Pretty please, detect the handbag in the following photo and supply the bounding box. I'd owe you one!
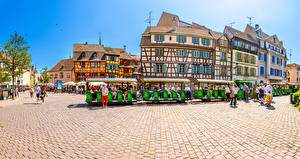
[230,93,234,98]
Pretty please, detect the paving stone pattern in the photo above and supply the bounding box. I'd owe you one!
[0,93,299,158]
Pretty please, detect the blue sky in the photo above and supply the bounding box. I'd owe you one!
[0,0,299,72]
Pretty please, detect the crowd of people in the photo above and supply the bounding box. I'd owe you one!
[29,85,47,104]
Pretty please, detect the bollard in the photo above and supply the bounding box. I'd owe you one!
[290,93,294,104]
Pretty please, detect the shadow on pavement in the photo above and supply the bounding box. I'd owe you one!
[266,106,276,110]
[230,105,238,109]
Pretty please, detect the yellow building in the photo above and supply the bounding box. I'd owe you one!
[287,63,300,84]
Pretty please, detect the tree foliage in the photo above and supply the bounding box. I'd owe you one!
[40,67,51,84]
[0,32,31,98]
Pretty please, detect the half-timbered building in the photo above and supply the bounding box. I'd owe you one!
[212,31,232,80]
[73,43,139,82]
[140,12,214,81]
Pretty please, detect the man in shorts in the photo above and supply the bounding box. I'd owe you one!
[265,82,273,107]
[258,82,265,105]
[36,85,41,103]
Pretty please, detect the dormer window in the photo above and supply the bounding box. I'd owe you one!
[79,52,86,60]
[92,52,97,59]
[154,34,165,42]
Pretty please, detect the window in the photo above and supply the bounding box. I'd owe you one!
[78,73,85,77]
[97,62,100,68]
[204,65,211,74]
[203,52,211,59]
[92,73,98,77]
[92,53,97,59]
[260,66,264,75]
[55,74,58,79]
[59,72,63,79]
[67,74,70,78]
[176,49,188,56]
[237,53,242,62]
[156,48,163,56]
[79,52,86,59]
[244,67,249,76]
[237,66,242,75]
[91,62,95,68]
[157,64,163,73]
[272,56,275,63]
[244,55,248,63]
[192,50,200,57]
[221,53,226,60]
[107,64,110,70]
[108,74,115,78]
[270,68,274,75]
[258,52,262,60]
[80,62,85,68]
[251,56,254,64]
[251,68,255,76]
[284,61,287,67]
[177,64,185,73]
[176,35,186,43]
[264,53,267,62]
[202,38,210,45]
[277,57,279,64]
[192,37,199,44]
[280,59,282,66]
[154,34,165,42]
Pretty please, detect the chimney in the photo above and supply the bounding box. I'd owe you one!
[123,45,126,52]
[85,42,88,45]
[172,16,177,31]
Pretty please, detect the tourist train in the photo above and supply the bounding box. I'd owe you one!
[85,78,299,105]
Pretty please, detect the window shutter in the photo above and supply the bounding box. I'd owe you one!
[176,35,179,42]
[191,65,194,73]
[107,65,110,70]
[162,64,167,73]
[201,38,204,45]
[115,65,118,70]
[161,35,165,41]
[235,52,238,61]
[183,36,187,43]
[153,64,157,73]
[241,54,244,62]
[254,68,256,76]
[176,49,179,56]
[207,39,210,46]
[154,34,158,41]
[177,64,180,73]
[254,56,256,64]
[185,64,188,73]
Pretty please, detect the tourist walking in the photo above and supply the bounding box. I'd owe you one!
[30,86,34,98]
[102,85,108,108]
[230,84,239,106]
[265,82,273,107]
[244,83,250,102]
[36,85,41,103]
[258,82,265,105]
[40,86,46,103]
[225,85,231,102]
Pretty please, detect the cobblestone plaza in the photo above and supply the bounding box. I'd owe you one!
[0,93,299,158]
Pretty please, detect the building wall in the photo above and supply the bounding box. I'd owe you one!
[49,70,74,84]
[287,64,300,84]
[232,49,258,82]
[151,34,213,48]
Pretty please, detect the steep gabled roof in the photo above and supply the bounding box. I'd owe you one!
[225,26,257,44]
[49,59,74,72]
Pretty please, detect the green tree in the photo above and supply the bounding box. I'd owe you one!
[0,32,31,99]
[40,67,51,84]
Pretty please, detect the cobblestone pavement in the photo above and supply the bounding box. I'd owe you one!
[0,93,299,159]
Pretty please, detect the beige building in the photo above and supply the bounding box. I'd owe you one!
[9,66,38,87]
[287,63,300,84]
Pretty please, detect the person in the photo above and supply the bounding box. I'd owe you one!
[225,85,231,102]
[40,86,46,103]
[255,85,259,101]
[185,87,191,100]
[76,85,78,95]
[230,83,239,106]
[102,85,108,108]
[265,82,273,107]
[244,83,250,102]
[36,85,41,103]
[258,82,265,105]
[30,86,34,98]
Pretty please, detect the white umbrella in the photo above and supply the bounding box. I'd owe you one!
[47,83,54,86]
[77,81,86,86]
[64,81,76,86]
[89,82,106,86]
